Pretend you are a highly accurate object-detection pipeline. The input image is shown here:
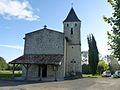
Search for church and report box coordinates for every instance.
[9,7,82,81]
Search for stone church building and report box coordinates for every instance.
[9,8,82,81]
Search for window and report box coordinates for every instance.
[75,23,77,27]
[67,24,69,27]
[71,59,76,63]
[71,28,73,35]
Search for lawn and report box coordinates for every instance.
[0,70,22,79]
[83,74,102,78]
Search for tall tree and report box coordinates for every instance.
[103,0,120,60]
[87,34,99,75]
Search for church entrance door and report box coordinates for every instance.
[42,65,47,77]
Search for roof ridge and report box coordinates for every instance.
[26,28,63,35]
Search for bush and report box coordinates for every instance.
[97,60,109,75]
[82,64,91,74]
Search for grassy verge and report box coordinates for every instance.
[83,74,102,78]
[0,70,22,79]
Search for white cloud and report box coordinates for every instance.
[0,44,23,50]
[0,0,39,21]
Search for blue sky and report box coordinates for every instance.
[0,0,112,62]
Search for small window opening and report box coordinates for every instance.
[67,24,69,27]
[71,28,73,35]
[75,23,77,26]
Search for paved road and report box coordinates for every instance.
[0,78,120,90]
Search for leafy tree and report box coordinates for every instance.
[97,60,109,75]
[103,0,120,60]
[87,34,99,75]
[0,57,8,70]
[108,55,120,74]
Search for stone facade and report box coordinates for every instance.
[23,29,64,80]
[64,22,82,78]
[24,29,64,54]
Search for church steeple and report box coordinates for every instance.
[63,8,80,22]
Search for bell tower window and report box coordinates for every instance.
[71,28,73,35]
[67,24,69,27]
[75,23,77,27]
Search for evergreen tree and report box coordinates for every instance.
[87,34,99,75]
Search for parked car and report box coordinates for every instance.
[102,70,111,77]
[113,70,120,78]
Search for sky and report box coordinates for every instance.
[0,0,113,62]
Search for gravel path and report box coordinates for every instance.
[0,78,120,90]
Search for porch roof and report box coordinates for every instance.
[9,54,64,65]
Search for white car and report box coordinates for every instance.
[113,70,120,78]
[102,70,111,77]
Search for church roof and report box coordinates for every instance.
[9,54,63,65]
[63,8,80,22]
[26,28,63,36]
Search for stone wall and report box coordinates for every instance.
[64,22,81,45]
[47,65,55,78]
[63,21,82,78]
[24,29,64,54]
[65,44,82,77]
[22,65,38,78]
[22,64,64,80]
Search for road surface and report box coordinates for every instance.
[0,78,120,90]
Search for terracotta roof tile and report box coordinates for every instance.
[9,54,64,65]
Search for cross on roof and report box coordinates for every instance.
[44,25,47,29]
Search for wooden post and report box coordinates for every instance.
[54,65,57,81]
[40,65,42,81]
[12,64,15,79]
[38,64,42,81]
[38,64,40,77]
[25,64,28,80]
[23,64,31,80]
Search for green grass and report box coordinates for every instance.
[0,73,21,79]
[83,74,102,78]
[0,70,22,79]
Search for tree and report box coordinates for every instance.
[108,55,120,74]
[0,57,8,70]
[103,0,120,60]
[87,34,99,75]
[97,60,109,75]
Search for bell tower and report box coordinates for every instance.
[63,8,82,78]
